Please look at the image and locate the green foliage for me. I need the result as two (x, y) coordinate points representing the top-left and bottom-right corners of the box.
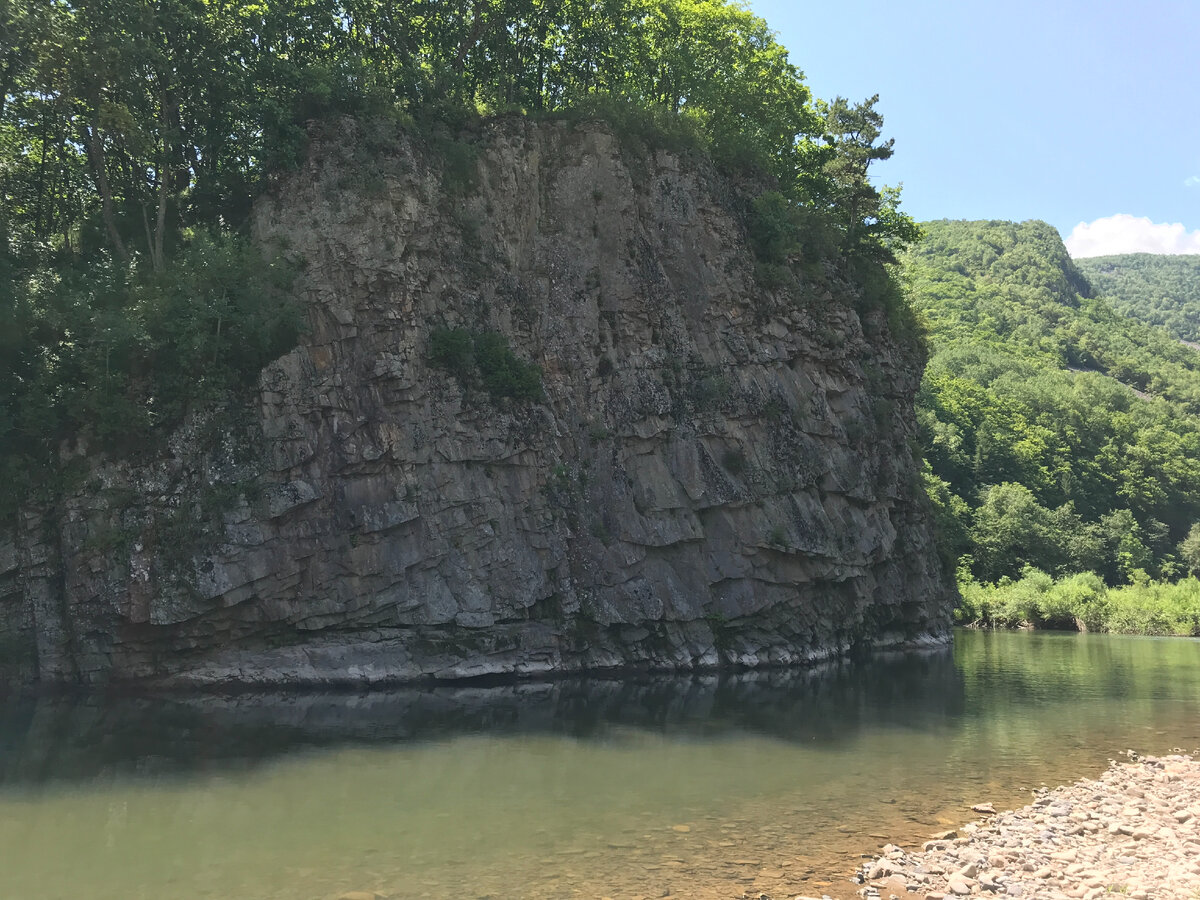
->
(746, 191), (839, 285)
(1181, 524), (1200, 575)
(552, 94), (704, 158)
(748, 192), (804, 266)
(958, 569), (1200, 636)
(431, 133), (480, 196)
(428, 328), (542, 402)
(474, 332), (543, 401)
(1, 0), (923, 521)
(429, 327), (475, 379)
(0, 0), (871, 268)
(0, 231), (299, 518)
(921, 466), (970, 573)
(808, 95), (923, 260)
(969, 483), (1106, 583)
(1077, 254), (1200, 343)
(908, 220), (1200, 584)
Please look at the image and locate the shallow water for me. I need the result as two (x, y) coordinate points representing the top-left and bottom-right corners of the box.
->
(1, 630), (1199, 899)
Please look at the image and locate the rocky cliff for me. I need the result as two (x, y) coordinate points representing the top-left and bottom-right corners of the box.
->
(0, 118), (952, 687)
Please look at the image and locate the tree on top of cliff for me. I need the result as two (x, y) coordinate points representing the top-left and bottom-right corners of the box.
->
(1, 0), (915, 269)
(810, 95), (923, 260)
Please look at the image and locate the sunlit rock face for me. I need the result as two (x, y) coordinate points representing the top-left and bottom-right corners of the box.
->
(0, 119), (952, 686)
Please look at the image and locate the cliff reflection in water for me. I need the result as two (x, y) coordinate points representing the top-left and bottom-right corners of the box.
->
(0, 646), (962, 786)
(2, 631), (1200, 900)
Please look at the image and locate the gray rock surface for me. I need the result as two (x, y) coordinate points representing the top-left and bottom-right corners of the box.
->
(0, 118), (952, 686)
(856, 754), (1200, 900)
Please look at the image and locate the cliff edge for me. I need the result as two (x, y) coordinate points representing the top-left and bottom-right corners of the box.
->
(0, 119), (952, 686)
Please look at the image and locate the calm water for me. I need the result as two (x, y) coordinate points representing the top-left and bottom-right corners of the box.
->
(1, 630), (1199, 900)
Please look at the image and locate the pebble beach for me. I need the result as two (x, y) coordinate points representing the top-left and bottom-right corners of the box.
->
(851, 753), (1200, 900)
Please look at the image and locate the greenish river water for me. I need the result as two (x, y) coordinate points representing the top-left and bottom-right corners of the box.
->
(1, 630), (1199, 900)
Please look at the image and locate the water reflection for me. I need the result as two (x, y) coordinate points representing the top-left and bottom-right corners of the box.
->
(0, 647), (963, 786)
(0, 631), (1197, 900)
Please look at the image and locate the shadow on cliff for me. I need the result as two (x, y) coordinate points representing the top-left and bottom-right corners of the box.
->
(0, 646), (964, 787)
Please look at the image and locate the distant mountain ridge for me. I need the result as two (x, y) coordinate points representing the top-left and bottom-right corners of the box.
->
(1077, 253), (1200, 344)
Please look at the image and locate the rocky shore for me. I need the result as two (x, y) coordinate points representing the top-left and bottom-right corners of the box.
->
(853, 754), (1200, 900)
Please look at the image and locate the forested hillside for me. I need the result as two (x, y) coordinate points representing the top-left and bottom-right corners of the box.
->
(908, 221), (1200, 595)
(1077, 254), (1200, 344)
(0, 0), (915, 521)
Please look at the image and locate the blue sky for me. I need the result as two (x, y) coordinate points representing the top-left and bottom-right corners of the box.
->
(747, 0), (1200, 256)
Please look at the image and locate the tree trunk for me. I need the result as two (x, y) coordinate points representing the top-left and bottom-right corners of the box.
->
(81, 122), (129, 265)
(151, 90), (171, 273)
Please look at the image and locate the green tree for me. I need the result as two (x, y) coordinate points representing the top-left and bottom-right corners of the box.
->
(811, 94), (920, 258)
(1180, 524), (1200, 575)
(1078, 253), (1200, 343)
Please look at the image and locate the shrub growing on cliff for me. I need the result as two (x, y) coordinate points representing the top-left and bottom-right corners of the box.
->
(429, 328), (542, 402)
(0, 231), (300, 518)
(474, 332), (543, 401)
(429, 327), (475, 379)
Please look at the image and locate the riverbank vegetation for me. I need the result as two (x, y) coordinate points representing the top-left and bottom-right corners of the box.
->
(1, 0), (919, 522)
(908, 220), (1200, 632)
(957, 568), (1200, 635)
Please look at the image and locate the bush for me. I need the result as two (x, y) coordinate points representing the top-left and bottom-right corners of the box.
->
(747, 191), (840, 272)
(957, 571), (1200, 636)
(429, 327), (474, 378)
(0, 232), (301, 520)
(474, 331), (543, 401)
(748, 191), (802, 266)
(137, 233), (302, 418)
(553, 94), (703, 157)
(428, 328), (542, 402)
(1042, 572), (1107, 630)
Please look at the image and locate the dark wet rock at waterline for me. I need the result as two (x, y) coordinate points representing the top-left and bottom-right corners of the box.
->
(0, 119), (952, 687)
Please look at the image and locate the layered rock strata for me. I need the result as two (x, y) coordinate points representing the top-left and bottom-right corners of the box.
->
(0, 118), (951, 686)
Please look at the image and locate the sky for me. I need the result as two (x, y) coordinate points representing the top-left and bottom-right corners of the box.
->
(747, 0), (1200, 257)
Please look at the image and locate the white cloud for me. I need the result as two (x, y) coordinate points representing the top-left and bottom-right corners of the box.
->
(1064, 214), (1200, 258)
(1186, 175), (1200, 188)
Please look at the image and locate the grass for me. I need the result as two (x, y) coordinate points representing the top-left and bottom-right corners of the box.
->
(956, 567), (1200, 636)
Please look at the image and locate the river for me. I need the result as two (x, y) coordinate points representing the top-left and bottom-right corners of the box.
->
(1, 630), (1198, 899)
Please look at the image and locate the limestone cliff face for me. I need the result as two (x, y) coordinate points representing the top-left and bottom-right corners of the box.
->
(0, 119), (952, 686)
